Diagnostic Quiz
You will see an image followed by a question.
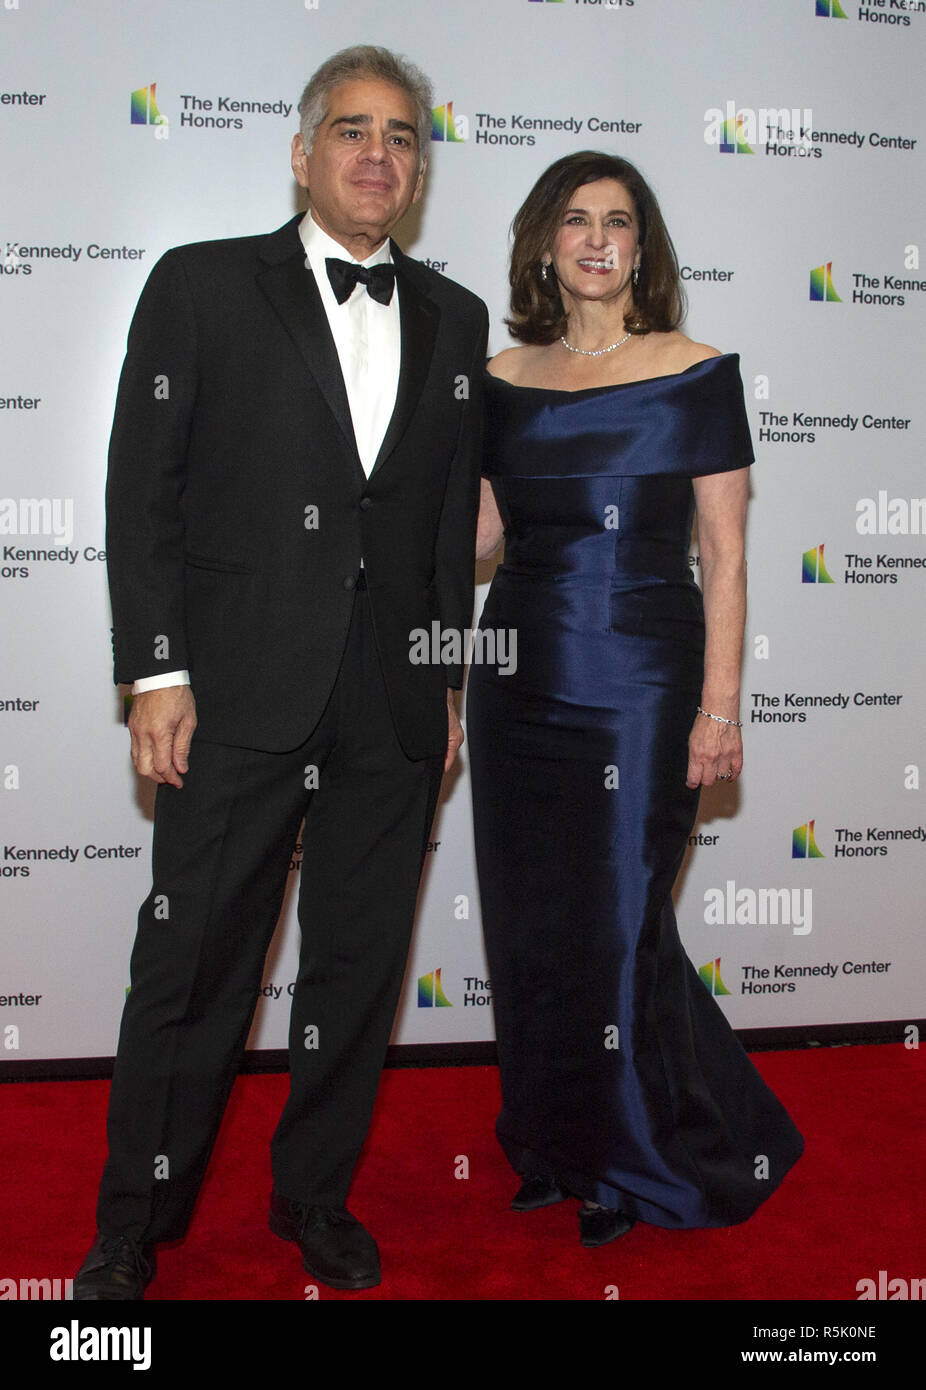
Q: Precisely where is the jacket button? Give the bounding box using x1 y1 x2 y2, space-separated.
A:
343 575 356 591
360 496 374 511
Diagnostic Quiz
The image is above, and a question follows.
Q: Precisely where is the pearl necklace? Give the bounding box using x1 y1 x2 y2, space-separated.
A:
560 332 631 357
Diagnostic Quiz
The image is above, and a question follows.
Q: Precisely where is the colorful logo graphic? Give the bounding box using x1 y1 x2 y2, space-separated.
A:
720 114 754 155
810 261 841 302
131 83 166 126
699 958 732 996
418 968 452 1007
793 820 825 859
816 1 848 17
431 101 467 143
802 543 835 584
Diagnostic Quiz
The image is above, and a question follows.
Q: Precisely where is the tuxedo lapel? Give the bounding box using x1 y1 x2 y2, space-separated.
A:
255 218 363 477
369 245 440 479
255 220 440 485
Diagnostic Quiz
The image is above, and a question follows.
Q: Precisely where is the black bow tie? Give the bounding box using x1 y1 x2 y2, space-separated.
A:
325 258 396 306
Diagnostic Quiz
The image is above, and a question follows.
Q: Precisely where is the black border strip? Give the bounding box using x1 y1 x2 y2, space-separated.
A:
0 1018 922 1082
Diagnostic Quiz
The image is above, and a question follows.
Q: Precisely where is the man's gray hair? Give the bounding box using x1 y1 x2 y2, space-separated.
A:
298 45 433 170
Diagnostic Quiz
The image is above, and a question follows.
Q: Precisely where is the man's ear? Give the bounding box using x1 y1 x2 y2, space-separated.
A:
291 132 310 191
411 155 427 205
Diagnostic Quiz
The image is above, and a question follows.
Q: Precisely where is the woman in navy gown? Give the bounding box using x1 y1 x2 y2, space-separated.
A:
467 152 803 1247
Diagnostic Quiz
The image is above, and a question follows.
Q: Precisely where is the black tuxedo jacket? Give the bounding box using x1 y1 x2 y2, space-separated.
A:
105 214 488 758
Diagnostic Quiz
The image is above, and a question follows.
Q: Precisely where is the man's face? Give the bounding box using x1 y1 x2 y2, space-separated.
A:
291 77 425 251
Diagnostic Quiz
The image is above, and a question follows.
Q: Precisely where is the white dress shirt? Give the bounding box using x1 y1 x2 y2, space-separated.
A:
133 210 401 695
299 210 401 476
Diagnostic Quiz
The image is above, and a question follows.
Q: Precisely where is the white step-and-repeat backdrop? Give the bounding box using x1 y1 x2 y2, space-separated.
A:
2 0 923 1065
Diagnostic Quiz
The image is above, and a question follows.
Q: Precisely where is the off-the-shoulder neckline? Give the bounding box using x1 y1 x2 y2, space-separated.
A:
486 352 735 397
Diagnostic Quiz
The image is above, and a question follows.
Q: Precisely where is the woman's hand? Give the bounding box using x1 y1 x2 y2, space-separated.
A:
686 710 742 788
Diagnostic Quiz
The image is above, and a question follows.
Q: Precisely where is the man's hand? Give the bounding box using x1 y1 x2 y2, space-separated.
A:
128 686 197 787
445 689 464 772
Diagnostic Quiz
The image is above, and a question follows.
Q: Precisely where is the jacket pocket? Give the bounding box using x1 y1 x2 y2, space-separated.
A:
184 554 253 575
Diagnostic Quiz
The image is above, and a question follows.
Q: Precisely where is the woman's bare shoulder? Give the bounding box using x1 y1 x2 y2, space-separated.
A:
657 331 722 371
486 345 548 383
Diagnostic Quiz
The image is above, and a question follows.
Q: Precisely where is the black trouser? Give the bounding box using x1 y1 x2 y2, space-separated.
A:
97 588 444 1241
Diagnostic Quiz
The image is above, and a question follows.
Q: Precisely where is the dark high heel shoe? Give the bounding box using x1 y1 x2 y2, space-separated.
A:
510 1174 568 1211
578 1204 636 1247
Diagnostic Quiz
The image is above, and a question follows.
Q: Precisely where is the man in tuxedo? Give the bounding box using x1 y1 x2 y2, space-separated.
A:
74 45 488 1298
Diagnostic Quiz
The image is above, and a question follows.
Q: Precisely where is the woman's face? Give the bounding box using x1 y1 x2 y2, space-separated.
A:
548 178 641 306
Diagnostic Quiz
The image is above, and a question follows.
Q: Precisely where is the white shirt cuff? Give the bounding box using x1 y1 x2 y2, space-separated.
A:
131 670 191 694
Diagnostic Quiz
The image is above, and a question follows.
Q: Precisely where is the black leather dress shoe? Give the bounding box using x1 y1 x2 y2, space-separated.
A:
578 1205 636 1248
73 1234 156 1300
510 1174 568 1211
269 1191 380 1290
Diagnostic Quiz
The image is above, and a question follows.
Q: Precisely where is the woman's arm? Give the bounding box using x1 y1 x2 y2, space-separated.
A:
476 477 505 561
686 466 749 788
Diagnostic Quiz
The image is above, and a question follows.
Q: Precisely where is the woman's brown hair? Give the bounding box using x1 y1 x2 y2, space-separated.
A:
506 150 685 344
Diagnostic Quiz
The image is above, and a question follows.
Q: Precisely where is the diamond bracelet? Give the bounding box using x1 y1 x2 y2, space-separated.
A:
696 707 743 728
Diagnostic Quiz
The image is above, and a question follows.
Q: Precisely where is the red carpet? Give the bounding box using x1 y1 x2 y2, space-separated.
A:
1 1044 923 1301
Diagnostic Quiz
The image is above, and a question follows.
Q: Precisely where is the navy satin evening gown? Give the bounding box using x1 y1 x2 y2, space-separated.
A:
467 355 803 1227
